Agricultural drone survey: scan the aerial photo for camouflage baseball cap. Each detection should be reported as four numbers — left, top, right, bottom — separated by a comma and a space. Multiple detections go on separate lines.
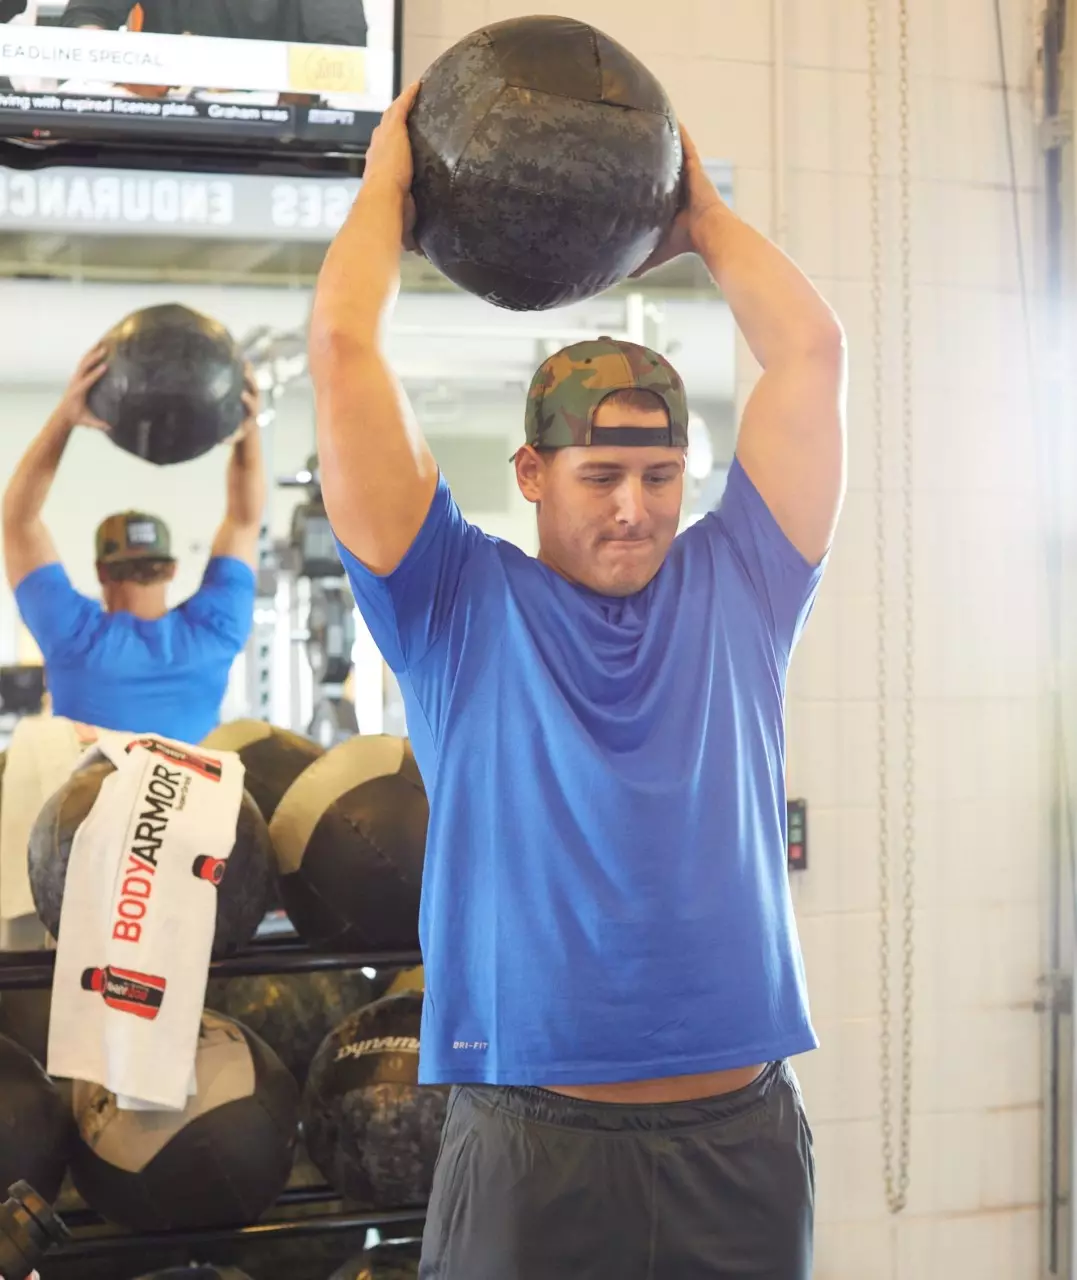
523, 338, 690, 450
95, 512, 172, 564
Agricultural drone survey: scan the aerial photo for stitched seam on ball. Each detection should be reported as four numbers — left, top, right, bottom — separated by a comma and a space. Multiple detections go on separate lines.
499, 82, 669, 118
447, 29, 500, 218
588, 23, 601, 102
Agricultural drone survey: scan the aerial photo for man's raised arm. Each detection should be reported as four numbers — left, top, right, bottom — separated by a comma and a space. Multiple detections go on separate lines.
309, 83, 438, 576
637, 129, 846, 565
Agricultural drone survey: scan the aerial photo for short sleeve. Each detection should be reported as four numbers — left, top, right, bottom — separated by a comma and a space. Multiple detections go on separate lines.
335, 475, 484, 674
704, 457, 826, 661
180, 557, 256, 652
14, 563, 102, 663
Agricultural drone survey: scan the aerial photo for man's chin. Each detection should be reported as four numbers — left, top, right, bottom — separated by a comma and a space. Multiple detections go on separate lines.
590, 564, 660, 599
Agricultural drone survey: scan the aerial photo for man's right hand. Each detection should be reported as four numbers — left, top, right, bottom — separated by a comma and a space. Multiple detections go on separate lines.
53, 345, 110, 433
363, 80, 422, 250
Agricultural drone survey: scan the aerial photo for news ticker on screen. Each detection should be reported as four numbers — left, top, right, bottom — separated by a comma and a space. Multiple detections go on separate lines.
0, 87, 374, 144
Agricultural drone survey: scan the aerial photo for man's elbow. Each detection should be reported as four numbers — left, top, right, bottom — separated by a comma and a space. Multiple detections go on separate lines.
308, 320, 377, 384
801, 313, 846, 366
1, 492, 24, 537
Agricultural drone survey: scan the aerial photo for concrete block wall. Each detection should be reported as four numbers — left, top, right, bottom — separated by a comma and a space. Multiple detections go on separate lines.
401, 1, 1050, 1276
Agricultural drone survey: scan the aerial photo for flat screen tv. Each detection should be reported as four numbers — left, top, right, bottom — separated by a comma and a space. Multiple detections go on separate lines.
0, 0, 401, 175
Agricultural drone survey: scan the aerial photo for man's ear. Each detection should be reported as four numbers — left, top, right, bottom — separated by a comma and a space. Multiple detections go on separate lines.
514, 446, 547, 505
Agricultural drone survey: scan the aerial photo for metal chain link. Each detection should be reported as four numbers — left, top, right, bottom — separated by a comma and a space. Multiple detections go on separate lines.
870, 0, 916, 1215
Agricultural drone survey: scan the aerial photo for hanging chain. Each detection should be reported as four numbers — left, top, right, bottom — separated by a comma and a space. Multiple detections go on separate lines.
871, 0, 916, 1215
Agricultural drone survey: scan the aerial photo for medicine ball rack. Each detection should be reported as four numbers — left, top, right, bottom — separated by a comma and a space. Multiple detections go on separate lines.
0, 935, 427, 1270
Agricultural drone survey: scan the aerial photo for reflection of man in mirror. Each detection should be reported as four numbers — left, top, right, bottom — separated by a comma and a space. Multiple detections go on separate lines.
59, 0, 368, 44
2, 346, 267, 743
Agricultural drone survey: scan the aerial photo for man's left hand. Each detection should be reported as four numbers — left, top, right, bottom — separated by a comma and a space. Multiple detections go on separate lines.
632, 125, 724, 277
237, 366, 263, 439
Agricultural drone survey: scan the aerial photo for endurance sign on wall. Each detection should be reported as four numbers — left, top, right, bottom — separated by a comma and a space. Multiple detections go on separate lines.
0, 161, 735, 244
0, 166, 360, 240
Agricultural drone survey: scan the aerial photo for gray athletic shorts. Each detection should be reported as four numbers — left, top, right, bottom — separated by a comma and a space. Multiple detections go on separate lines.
419, 1060, 815, 1280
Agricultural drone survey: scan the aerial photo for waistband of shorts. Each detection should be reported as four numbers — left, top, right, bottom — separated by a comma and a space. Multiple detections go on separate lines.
458, 1060, 789, 1133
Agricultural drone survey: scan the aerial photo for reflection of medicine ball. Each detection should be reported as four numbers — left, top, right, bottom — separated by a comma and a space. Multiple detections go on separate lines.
28, 762, 275, 957
0, 987, 52, 1066
408, 16, 683, 312
201, 720, 324, 825
0, 1033, 73, 1203
269, 737, 428, 951
302, 992, 447, 1210
330, 1240, 422, 1280
133, 1270, 253, 1280
88, 304, 247, 466
205, 969, 374, 1087
71, 1011, 299, 1232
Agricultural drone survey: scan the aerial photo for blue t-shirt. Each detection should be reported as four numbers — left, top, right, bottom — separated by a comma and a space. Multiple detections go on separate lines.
14, 556, 255, 744
338, 459, 825, 1086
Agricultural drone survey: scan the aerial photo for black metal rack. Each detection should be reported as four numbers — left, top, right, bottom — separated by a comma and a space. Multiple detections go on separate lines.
0, 937, 422, 991
0, 936, 428, 1276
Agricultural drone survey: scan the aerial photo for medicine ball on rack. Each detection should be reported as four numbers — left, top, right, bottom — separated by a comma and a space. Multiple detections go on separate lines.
301, 991, 447, 1210
71, 1011, 299, 1232
0, 1033, 73, 1204
374, 965, 424, 1001
269, 737, 428, 952
28, 762, 275, 957
132, 1269, 254, 1280
201, 720, 325, 825
330, 1239, 422, 1279
408, 15, 683, 312
0, 988, 51, 1066
88, 304, 247, 466
204, 968, 375, 1087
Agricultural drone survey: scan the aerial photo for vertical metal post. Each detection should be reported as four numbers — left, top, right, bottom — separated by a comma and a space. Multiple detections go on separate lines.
244, 387, 280, 724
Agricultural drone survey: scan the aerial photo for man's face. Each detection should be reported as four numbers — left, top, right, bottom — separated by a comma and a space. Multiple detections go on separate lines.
517, 402, 686, 598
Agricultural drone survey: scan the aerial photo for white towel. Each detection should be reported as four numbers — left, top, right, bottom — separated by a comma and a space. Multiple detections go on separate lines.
0, 715, 93, 937
46, 731, 244, 1111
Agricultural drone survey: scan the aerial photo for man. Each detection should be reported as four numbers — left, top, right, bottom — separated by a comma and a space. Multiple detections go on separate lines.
311, 83, 846, 1280
59, 0, 368, 44
2, 344, 265, 744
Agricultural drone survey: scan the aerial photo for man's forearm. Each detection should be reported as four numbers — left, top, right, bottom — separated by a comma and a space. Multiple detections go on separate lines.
693, 204, 842, 370
2, 413, 73, 529
225, 425, 267, 528
310, 177, 405, 352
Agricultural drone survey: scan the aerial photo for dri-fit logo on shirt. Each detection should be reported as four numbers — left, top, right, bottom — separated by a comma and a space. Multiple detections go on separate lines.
453, 1040, 489, 1051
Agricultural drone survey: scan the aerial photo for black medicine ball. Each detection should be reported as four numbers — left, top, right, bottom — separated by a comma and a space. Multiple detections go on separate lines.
0, 988, 51, 1067
205, 968, 374, 1087
269, 736, 428, 952
71, 1011, 299, 1232
28, 761, 275, 957
0, 1033, 73, 1204
330, 1239, 422, 1279
301, 992, 447, 1210
132, 1269, 254, 1280
201, 720, 324, 825
88, 303, 247, 466
408, 15, 683, 311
